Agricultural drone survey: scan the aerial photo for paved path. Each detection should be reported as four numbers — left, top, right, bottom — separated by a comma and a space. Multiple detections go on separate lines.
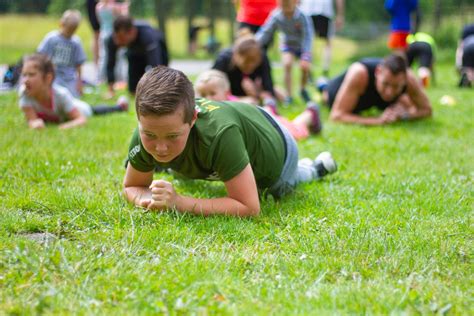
82, 59, 214, 83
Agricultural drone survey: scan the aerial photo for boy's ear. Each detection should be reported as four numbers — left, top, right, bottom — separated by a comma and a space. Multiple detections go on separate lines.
190, 109, 198, 126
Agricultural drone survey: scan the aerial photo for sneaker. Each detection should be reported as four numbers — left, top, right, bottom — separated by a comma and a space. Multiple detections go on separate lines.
314, 151, 337, 178
300, 88, 311, 102
306, 101, 322, 134
117, 95, 129, 111
316, 76, 328, 93
459, 72, 471, 88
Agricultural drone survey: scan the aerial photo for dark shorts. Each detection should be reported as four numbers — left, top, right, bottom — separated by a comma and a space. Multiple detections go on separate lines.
86, 0, 100, 32
406, 41, 433, 68
462, 41, 474, 68
311, 15, 332, 39
238, 22, 261, 34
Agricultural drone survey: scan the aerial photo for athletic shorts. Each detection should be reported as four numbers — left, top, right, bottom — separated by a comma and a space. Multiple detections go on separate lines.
281, 46, 302, 58
406, 41, 433, 68
388, 31, 409, 50
311, 15, 334, 39
238, 22, 261, 34
462, 41, 474, 68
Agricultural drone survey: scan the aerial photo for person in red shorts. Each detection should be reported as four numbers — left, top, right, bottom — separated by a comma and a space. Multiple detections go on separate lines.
385, 0, 418, 51
234, 0, 277, 34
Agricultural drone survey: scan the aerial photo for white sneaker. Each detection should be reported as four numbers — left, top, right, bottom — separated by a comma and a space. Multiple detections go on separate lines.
117, 95, 129, 111
314, 151, 337, 178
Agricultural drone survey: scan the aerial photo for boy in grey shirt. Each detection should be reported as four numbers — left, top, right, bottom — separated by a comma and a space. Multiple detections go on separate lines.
256, 0, 314, 105
38, 10, 87, 97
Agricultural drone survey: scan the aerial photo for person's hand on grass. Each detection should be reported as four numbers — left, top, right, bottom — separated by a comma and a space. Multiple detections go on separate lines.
29, 118, 45, 129
144, 179, 179, 211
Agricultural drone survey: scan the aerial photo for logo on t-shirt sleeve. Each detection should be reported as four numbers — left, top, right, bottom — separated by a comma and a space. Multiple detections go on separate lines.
129, 145, 140, 159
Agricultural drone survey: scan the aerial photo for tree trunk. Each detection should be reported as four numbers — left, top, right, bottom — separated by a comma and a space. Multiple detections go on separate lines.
155, 0, 167, 39
432, 0, 442, 33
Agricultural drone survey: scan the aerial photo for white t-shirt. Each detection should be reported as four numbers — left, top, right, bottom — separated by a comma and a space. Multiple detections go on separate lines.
19, 84, 92, 122
299, 0, 335, 18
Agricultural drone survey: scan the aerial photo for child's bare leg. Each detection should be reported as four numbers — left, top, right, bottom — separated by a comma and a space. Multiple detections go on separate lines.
282, 52, 294, 100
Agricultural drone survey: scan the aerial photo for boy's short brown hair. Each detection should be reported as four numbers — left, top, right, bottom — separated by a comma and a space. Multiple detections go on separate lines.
136, 66, 195, 123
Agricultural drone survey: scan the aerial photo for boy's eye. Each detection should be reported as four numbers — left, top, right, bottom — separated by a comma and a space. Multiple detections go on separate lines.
167, 135, 179, 140
144, 133, 155, 139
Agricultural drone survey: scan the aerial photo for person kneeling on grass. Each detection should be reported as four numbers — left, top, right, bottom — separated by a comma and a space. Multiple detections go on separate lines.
19, 53, 129, 130
194, 69, 322, 140
123, 66, 337, 217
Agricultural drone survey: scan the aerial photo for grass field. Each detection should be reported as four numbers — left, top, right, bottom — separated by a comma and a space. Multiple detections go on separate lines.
0, 14, 473, 315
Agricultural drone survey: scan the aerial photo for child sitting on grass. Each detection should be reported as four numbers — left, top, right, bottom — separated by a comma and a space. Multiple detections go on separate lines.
256, 0, 314, 105
194, 69, 322, 140
19, 53, 128, 130
122, 66, 337, 217
37, 10, 87, 97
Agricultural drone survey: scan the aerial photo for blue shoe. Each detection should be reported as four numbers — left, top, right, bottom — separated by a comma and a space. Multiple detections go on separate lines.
316, 77, 328, 93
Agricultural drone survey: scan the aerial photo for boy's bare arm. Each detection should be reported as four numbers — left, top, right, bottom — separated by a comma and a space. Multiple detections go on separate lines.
130, 164, 261, 217
76, 65, 83, 95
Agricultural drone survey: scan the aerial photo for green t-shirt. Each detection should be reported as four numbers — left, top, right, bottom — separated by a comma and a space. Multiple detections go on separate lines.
127, 99, 285, 189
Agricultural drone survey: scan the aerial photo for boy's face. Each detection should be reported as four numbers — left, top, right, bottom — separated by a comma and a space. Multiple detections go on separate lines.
375, 66, 407, 102
60, 23, 79, 38
138, 107, 197, 163
279, 0, 296, 17
196, 80, 228, 101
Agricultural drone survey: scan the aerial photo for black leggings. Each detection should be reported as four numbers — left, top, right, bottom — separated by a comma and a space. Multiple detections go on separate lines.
406, 42, 433, 68
91, 105, 124, 115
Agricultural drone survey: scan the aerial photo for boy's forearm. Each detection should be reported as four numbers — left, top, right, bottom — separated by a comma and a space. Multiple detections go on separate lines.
174, 195, 259, 217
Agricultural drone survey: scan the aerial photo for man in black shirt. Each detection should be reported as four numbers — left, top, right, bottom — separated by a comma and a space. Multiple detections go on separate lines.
106, 16, 168, 96
320, 54, 432, 126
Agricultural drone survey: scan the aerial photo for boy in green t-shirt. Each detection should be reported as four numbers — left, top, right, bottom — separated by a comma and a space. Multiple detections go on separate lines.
123, 66, 337, 216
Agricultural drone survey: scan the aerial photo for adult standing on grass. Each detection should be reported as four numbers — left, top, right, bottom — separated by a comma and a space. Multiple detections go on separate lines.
456, 23, 474, 88
105, 16, 169, 97
96, 0, 130, 82
299, 0, 345, 77
122, 66, 337, 216
385, 0, 418, 52
37, 10, 87, 97
233, 0, 277, 34
86, 0, 101, 68
319, 53, 432, 126
212, 30, 278, 110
